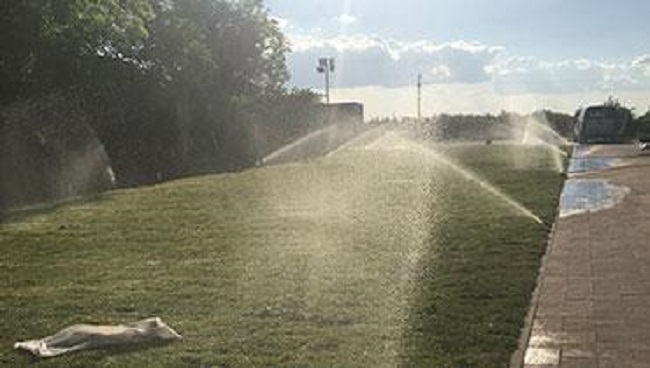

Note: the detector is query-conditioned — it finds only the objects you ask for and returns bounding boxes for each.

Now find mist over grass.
[401,144,563,366]
[0,143,563,367]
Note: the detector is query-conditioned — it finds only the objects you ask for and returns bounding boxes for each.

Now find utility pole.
[417,73,422,120]
[317,58,335,104]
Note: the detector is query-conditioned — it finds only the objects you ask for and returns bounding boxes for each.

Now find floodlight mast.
[317,57,335,104]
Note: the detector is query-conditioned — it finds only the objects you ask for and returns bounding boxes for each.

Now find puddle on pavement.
[567,157,621,174]
[559,179,630,217]
[568,144,632,174]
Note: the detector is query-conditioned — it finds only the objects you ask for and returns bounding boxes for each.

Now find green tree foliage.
[0,0,153,101]
[133,0,291,174]
[1,0,317,202]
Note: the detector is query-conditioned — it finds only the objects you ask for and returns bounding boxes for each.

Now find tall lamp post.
[417,73,422,121]
[317,57,335,104]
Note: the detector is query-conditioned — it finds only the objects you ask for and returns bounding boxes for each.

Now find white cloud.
[573,59,593,71]
[287,34,502,88]
[486,56,648,94]
[333,84,650,118]
[334,13,357,26]
[290,34,385,54]
[631,54,650,77]
[285,32,650,116]
[430,65,451,80]
[632,54,650,67]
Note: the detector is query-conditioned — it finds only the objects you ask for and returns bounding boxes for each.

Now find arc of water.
[262,125,336,164]
[524,118,570,145]
[326,126,386,157]
[520,119,569,173]
[423,148,544,224]
[376,134,545,225]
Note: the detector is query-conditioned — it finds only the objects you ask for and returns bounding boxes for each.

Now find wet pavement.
[513,144,650,368]
[559,180,630,218]
[567,158,623,174]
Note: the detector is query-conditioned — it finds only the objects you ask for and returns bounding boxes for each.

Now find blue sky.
[266,0,650,116]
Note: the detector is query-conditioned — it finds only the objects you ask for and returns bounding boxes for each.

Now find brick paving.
[513,145,650,368]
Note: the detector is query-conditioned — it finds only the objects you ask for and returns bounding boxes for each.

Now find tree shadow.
[0,193,110,224]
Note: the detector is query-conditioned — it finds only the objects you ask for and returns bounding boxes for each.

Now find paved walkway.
[514,145,650,368]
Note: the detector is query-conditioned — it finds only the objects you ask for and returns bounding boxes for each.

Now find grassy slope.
[0,144,564,367]
[402,145,563,367]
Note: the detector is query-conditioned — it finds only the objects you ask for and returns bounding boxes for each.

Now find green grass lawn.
[0,140,564,367]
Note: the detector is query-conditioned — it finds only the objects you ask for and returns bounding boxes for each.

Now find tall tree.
[1,0,318,202]
[0,0,154,102]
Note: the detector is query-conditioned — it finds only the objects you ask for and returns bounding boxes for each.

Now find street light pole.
[417,73,422,121]
[317,58,335,104]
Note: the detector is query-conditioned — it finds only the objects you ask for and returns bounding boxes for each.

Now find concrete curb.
[510,156,570,368]
[509,218,560,368]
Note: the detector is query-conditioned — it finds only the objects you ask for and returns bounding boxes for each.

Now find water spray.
[362,132,546,226]
[520,117,570,174]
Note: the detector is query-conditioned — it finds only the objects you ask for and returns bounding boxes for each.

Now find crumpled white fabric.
[14,317,182,358]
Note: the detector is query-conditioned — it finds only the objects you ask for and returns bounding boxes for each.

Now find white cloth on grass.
[14,317,182,358]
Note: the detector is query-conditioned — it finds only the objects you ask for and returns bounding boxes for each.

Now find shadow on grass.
[0,193,111,225]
